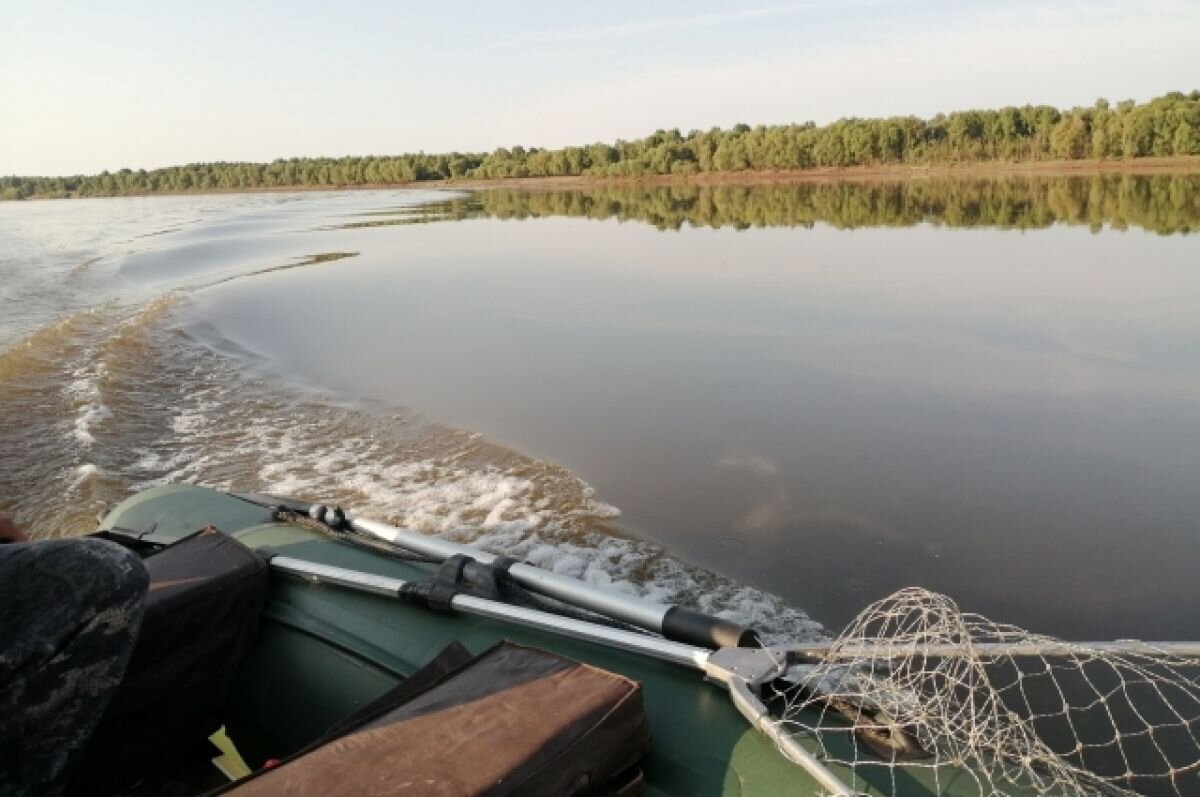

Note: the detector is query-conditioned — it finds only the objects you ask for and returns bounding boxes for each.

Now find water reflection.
[343,173,1200,234]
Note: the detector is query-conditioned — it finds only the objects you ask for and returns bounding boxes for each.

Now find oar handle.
[663,606,759,648]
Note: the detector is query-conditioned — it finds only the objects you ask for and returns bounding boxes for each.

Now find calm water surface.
[2,176,1198,641]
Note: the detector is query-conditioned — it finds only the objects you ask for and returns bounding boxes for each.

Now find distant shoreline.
[430,156,1200,190]
[11,156,1200,201]
[8,91,1198,201]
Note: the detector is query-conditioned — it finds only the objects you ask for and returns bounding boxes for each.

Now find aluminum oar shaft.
[349,515,754,649]
[269,555,707,668]
[349,517,666,627]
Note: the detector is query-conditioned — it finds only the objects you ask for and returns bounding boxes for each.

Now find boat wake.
[0,288,824,642]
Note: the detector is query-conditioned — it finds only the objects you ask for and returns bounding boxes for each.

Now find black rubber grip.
[662,606,760,649]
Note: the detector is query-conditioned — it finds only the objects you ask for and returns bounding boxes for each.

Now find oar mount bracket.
[405,553,519,611]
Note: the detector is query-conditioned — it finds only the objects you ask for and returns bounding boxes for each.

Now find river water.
[1,175,1198,642]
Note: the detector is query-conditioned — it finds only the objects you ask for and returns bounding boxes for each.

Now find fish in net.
[772,588,1200,796]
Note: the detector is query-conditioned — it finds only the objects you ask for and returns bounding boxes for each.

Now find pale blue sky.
[2,0,1197,176]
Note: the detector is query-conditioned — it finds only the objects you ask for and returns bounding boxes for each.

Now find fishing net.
[777,588,1200,796]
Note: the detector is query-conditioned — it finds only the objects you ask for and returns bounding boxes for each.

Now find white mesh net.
[777,588,1200,796]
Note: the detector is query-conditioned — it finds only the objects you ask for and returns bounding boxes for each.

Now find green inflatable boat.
[88,484,1197,797]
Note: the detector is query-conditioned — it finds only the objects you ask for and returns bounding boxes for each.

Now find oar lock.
[304,504,518,608]
[307,503,347,530]
[400,553,522,613]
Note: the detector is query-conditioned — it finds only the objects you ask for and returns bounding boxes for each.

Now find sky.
[1,0,1198,176]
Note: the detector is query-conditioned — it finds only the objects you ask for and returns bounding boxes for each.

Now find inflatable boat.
[80,484,1047,796]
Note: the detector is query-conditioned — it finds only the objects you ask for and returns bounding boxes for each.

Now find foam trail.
[89,315,823,641]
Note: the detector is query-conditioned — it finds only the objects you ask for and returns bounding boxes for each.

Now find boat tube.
[86,483,1044,796]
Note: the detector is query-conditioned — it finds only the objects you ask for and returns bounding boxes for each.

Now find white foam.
[65,354,112,449]
[131,447,187,473]
[65,462,106,495]
[72,402,112,447]
[114,342,826,643]
[67,376,96,398]
[171,408,208,434]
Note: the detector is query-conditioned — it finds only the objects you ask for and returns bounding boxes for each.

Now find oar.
[268,554,862,797]
[335,510,758,650]
[233,491,757,650]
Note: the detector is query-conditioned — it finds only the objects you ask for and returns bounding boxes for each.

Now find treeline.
[367,174,1200,235]
[3,92,1199,200]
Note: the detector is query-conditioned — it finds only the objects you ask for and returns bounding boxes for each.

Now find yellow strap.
[209,726,253,780]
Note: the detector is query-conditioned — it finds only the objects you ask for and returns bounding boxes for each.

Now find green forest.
[353,175,1200,235]
[4,91,1199,200]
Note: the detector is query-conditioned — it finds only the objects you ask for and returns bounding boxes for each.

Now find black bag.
[223,641,649,797]
[69,528,269,794]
